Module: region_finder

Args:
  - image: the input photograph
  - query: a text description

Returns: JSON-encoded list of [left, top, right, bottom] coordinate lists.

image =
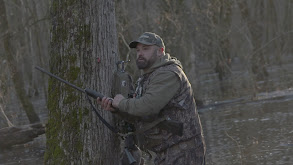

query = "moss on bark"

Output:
[[45, 0, 85, 163]]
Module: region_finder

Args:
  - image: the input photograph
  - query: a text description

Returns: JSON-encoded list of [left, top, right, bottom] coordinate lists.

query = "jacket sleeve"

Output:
[[117, 70, 180, 117]]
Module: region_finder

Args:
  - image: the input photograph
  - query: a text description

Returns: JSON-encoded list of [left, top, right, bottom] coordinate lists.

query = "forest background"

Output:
[[0, 0, 292, 164]]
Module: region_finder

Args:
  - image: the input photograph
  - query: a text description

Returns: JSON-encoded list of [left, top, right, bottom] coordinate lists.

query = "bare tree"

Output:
[[45, 0, 120, 164], [0, 0, 41, 125]]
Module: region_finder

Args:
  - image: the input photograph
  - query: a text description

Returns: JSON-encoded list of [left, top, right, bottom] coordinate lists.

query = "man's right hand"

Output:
[[97, 97, 116, 112]]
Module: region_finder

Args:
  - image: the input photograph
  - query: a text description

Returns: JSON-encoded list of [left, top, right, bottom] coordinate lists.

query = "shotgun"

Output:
[[35, 66, 104, 100], [35, 66, 139, 164], [35, 66, 119, 133]]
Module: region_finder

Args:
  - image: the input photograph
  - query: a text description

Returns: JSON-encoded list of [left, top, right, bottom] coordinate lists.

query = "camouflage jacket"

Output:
[[118, 54, 205, 152]]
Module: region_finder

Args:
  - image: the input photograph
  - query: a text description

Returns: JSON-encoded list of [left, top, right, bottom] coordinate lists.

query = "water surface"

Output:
[[200, 91, 293, 165]]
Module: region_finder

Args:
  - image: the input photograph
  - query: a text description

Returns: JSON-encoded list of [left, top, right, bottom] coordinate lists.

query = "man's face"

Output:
[[136, 43, 159, 70]]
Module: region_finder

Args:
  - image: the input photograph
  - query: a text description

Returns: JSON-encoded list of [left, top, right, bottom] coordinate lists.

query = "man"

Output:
[[98, 32, 205, 164]]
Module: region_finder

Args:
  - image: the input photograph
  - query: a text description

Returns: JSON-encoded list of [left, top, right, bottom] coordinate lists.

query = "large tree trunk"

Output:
[[45, 0, 119, 164]]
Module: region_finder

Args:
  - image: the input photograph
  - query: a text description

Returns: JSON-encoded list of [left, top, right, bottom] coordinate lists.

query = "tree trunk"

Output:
[[45, 0, 119, 164]]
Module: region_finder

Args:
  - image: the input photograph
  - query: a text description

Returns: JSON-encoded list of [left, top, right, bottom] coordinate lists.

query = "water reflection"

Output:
[[1, 92, 292, 164], [200, 93, 293, 165], [0, 135, 45, 165]]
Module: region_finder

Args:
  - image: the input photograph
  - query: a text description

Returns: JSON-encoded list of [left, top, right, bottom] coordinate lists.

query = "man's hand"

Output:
[[96, 94, 125, 112], [112, 94, 125, 108], [97, 97, 115, 112]]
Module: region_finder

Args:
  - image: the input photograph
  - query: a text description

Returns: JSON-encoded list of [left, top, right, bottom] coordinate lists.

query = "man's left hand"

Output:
[[112, 94, 125, 108]]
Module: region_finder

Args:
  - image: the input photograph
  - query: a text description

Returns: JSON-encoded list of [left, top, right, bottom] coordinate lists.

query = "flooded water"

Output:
[[200, 89, 293, 165], [1, 56, 293, 164], [0, 135, 45, 165], [1, 91, 292, 165]]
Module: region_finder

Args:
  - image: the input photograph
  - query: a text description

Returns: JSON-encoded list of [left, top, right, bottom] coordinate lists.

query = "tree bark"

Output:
[[45, 0, 119, 164]]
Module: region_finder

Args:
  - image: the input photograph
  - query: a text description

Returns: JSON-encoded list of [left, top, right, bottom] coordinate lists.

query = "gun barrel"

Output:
[[35, 66, 119, 133], [35, 66, 84, 92], [35, 66, 104, 99]]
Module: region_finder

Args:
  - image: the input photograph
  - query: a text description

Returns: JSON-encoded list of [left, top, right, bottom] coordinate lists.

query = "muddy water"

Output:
[[1, 89, 293, 165], [200, 90, 293, 165], [0, 95, 293, 165], [0, 134, 45, 165], [1, 94, 292, 165]]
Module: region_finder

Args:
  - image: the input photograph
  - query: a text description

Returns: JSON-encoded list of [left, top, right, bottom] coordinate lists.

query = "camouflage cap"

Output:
[[129, 32, 165, 49]]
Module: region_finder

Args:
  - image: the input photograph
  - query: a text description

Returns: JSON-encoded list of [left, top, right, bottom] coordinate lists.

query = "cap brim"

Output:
[[129, 41, 139, 48], [129, 40, 154, 48]]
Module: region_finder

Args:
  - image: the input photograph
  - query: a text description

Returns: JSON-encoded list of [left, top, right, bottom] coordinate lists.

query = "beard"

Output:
[[136, 57, 149, 69], [136, 50, 157, 70]]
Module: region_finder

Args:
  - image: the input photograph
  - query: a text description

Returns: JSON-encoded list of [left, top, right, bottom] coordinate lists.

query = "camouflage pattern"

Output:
[[135, 63, 206, 165], [129, 32, 165, 49]]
